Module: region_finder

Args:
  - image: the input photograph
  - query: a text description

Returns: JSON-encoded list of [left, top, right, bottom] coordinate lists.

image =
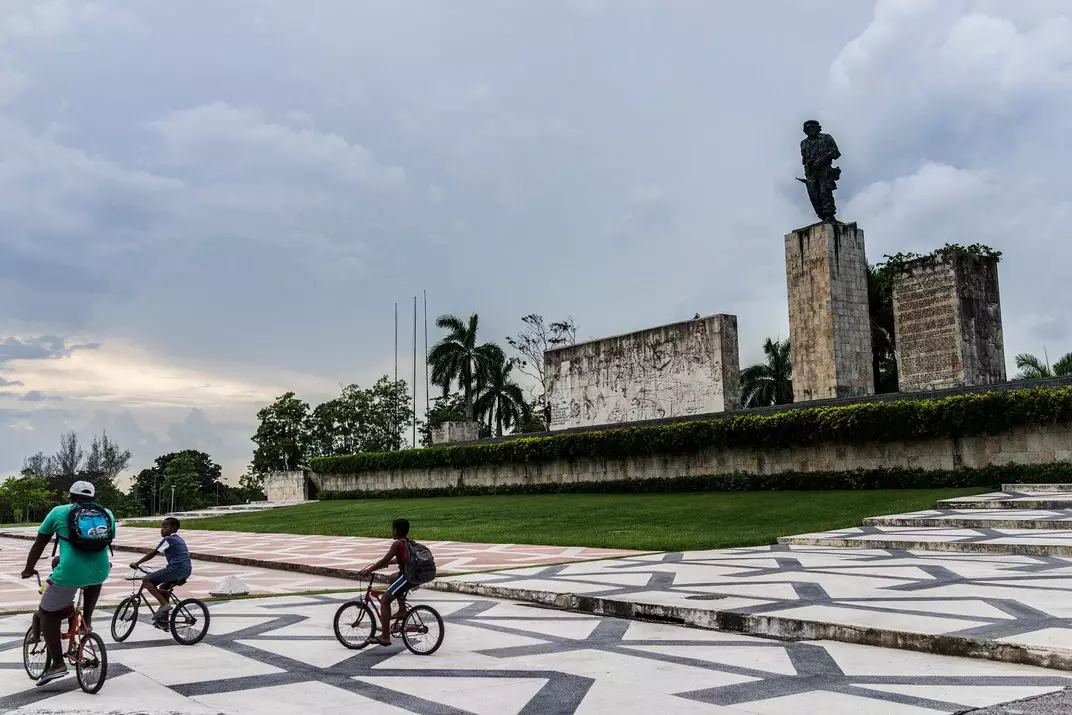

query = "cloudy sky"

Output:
[[2, 0, 1070, 482]]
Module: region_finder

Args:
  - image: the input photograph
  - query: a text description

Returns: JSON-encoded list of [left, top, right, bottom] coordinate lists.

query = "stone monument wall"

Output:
[[544, 314, 740, 431], [785, 222, 873, 401], [893, 252, 1005, 392]]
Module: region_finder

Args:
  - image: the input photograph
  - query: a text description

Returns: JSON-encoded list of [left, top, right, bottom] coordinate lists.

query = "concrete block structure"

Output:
[[432, 420, 481, 445], [785, 221, 874, 401], [544, 314, 740, 431], [893, 251, 1005, 392]]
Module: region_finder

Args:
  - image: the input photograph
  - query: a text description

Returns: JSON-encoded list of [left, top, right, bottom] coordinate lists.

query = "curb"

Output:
[[430, 579, 1072, 672], [863, 516, 1072, 530], [1002, 484, 1072, 493], [776, 535, 1072, 557], [937, 499, 1072, 510]]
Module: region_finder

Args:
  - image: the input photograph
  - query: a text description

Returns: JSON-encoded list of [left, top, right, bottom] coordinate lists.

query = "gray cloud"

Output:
[[0, 336, 99, 362]]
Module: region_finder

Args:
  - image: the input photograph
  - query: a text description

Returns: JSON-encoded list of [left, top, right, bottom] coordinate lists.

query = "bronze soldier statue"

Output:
[[798, 120, 841, 222]]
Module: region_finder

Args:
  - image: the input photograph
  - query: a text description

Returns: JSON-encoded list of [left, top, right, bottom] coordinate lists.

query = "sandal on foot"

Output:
[[36, 668, 68, 687]]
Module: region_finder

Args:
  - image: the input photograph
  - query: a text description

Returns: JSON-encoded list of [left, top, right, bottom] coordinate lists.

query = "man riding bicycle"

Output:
[[21, 481, 115, 687]]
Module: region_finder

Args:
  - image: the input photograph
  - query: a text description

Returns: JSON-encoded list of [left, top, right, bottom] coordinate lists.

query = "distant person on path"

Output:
[[129, 517, 192, 627], [21, 481, 115, 687], [358, 518, 436, 646]]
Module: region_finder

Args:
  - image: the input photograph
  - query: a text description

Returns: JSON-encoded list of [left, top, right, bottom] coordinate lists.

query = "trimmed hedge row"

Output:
[[314, 462, 1072, 501], [311, 385, 1072, 475]]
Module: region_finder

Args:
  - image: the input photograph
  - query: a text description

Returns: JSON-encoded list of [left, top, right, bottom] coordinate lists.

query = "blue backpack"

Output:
[[61, 502, 115, 553]]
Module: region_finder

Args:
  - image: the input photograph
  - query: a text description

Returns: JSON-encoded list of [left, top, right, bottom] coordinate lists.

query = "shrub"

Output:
[[310, 385, 1072, 475]]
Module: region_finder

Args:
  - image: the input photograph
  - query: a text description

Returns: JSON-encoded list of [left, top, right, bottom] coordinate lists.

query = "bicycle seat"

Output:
[[160, 579, 187, 590]]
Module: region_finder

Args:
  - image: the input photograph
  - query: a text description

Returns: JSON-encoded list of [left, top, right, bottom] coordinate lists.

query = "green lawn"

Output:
[[182, 488, 986, 552]]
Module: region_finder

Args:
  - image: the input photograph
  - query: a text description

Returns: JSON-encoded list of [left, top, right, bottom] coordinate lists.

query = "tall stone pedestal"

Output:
[[785, 221, 874, 401], [893, 251, 1005, 392]]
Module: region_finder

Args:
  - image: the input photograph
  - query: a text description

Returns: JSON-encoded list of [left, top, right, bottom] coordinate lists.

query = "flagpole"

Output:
[[394, 301, 398, 450], [424, 290, 430, 417], [412, 296, 417, 449]]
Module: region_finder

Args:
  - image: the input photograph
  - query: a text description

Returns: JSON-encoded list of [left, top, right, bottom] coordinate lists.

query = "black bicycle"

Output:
[[110, 566, 210, 645]]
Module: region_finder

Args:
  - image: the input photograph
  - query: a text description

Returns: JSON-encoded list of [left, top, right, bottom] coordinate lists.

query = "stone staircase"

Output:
[[779, 484, 1072, 556]]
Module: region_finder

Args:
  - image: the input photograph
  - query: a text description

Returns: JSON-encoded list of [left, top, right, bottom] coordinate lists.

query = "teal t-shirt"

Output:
[[38, 504, 114, 588]]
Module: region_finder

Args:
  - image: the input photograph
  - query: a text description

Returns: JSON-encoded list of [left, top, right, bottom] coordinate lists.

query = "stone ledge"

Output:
[[776, 535, 1072, 557], [864, 516, 1072, 530]]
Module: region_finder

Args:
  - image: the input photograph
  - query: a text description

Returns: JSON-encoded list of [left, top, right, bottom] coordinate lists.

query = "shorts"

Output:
[[147, 563, 192, 587], [386, 572, 412, 598], [39, 582, 79, 614]]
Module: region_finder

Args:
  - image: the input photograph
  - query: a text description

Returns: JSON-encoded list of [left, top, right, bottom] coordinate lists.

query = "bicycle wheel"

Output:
[[170, 598, 210, 645], [401, 605, 444, 655], [76, 632, 107, 694], [333, 601, 377, 649], [22, 627, 48, 680], [110, 596, 139, 643]]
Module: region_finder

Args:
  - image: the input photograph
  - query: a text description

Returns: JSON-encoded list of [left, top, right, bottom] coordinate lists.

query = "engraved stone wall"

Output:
[[785, 222, 874, 401], [544, 314, 740, 431], [893, 252, 1005, 392]]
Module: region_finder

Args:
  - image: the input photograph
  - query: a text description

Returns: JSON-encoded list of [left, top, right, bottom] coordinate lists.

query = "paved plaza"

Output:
[[2, 591, 1070, 714], [0, 538, 362, 614], [0, 527, 645, 576], [6, 483, 1072, 711]]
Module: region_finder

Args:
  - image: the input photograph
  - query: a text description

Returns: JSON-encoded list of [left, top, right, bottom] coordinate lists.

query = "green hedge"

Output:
[[314, 462, 1072, 501], [311, 385, 1072, 475]]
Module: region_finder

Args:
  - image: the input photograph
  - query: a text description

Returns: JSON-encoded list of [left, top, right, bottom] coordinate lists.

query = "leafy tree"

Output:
[[868, 264, 898, 393], [1016, 352, 1072, 380], [514, 397, 548, 435], [161, 453, 202, 512], [429, 314, 505, 422], [250, 392, 310, 474], [475, 356, 528, 437], [740, 338, 793, 407], [0, 476, 53, 523], [506, 314, 577, 428], [237, 471, 267, 502], [305, 377, 415, 456], [419, 393, 465, 447], [21, 430, 131, 514], [130, 450, 229, 514]]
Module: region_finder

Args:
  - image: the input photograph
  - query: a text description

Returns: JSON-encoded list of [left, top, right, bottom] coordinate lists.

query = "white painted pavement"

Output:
[[1, 591, 1070, 713]]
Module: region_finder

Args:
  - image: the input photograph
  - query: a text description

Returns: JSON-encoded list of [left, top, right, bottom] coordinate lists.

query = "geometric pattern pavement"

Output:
[[443, 546, 1072, 655], [0, 537, 369, 614], [1, 591, 1070, 714], [0, 526, 646, 575]]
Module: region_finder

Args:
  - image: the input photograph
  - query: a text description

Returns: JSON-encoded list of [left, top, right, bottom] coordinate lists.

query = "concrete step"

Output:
[[1002, 483, 1072, 493], [937, 492, 1072, 510], [864, 509, 1072, 530], [779, 525, 1072, 556]]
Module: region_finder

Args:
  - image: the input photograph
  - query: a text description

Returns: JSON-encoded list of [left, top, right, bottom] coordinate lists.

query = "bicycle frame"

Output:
[[125, 567, 183, 620], [32, 573, 89, 660]]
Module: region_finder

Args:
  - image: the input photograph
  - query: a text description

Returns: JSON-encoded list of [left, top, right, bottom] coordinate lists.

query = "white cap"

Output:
[[69, 481, 95, 498]]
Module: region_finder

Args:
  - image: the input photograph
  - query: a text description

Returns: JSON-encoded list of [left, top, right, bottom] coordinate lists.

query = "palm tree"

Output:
[[428, 314, 505, 421], [1016, 352, 1072, 380], [475, 356, 527, 437], [740, 338, 793, 407]]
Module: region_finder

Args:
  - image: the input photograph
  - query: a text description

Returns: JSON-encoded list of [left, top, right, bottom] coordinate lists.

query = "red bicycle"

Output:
[[22, 574, 107, 694], [332, 576, 444, 655]]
